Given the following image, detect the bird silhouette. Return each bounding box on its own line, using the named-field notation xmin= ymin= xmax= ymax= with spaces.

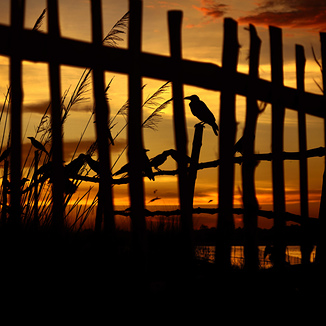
xmin=84 ymin=154 xmax=101 ymax=174
xmin=64 ymin=154 xmax=86 ymax=176
xmin=113 ymin=149 xmax=155 ymax=181
xmin=27 ymin=137 xmax=49 ymax=156
xmin=34 ymin=161 xmax=78 ymax=195
xmin=234 ymin=132 xmax=255 ymax=155
xmin=165 ymin=149 xmax=191 ymax=165
xmin=184 ymin=95 xmax=219 ymax=136
xmin=149 ymin=150 xmax=170 ymax=171
xmin=112 ymin=161 xmax=129 ymax=177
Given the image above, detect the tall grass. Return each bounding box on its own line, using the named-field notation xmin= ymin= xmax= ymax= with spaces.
xmin=0 ymin=9 xmax=173 ymax=231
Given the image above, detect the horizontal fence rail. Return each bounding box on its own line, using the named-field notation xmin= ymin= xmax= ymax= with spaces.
xmin=0 ymin=25 xmax=324 ymax=118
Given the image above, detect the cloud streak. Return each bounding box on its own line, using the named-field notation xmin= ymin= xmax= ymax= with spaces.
xmin=193 ymin=0 xmax=229 ymax=19
xmin=186 ymin=0 xmax=228 ymax=28
xmin=238 ymin=0 xmax=326 ymax=32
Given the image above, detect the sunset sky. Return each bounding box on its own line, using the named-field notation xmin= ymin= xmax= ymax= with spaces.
xmin=0 ymin=0 xmax=325 ymax=228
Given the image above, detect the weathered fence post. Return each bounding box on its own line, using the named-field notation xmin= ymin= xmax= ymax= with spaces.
xmin=296 ymin=44 xmax=311 ymax=264
xmin=9 ymin=0 xmax=25 ymax=227
xmin=242 ymin=24 xmax=261 ymax=272
xmin=316 ymin=32 xmax=326 ymax=267
xmin=90 ymin=0 xmax=115 ymax=236
xmin=47 ymin=0 xmax=65 ymax=232
xmin=270 ymin=26 xmax=286 ymax=269
xmin=168 ymin=10 xmax=194 ymax=267
xmin=128 ymin=0 xmax=148 ymax=273
xmin=188 ymin=123 xmax=204 ymax=206
xmin=215 ymin=18 xmax=239 ymax=270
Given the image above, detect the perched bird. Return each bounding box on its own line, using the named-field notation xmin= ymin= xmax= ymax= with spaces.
xmin=184 ymin=95 xmax=219 ymax=136
xmin=36 ymin=161 xmax=78 ymax=195
xmin=113 ymin=149 xmax=155 ymax=181
xmin=113 ymin=162 xmax=129 ymax=177
xmin=27 ymin=137 xmax=49 ymax=156
xmin=85 ymin=154 xmax=101 ymax=174
xmin=64 ymin=154 xmax=86 ymax=176
xmin=165 ymin=149 xmax=191 ymax=165
xmin=149 ymin=150 xmax=170 ymax=171
xmin=234 ymin=132 xmax=255 ymax=155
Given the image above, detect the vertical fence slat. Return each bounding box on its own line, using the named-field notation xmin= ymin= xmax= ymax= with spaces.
xmin=296 ymin=44 xmax=310 ymax=264
xmin=128 ymin=0 xmax=148 ymax=270
xmin=47 ymin=0 xmax=64 ymax=231
xmin=188 ymin=124 xmax=203 ymax=208
xmin=242 ymin=24 xmax=261 ymax=271
xmin=168 ymin=10 xmax=194 ymax=265
xmin=90 ymin=0 xmax=115 ymax=235
xmin=270 ymin=26 xmax=286 ymax=268
xmin=316 ymin=32 xmax=326 ymax=266
xmin=9 ymin=0 xmax=25 ymax=226
xmin=216 ymin=18 xmax=239 ymax=269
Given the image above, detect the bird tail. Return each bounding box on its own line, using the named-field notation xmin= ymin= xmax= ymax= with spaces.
xmin=212 ymin=123 xmax=219 ymax=136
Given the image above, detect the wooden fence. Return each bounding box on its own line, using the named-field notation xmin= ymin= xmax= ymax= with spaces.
xmin=1 ymin=0 xmax=326 ymax=271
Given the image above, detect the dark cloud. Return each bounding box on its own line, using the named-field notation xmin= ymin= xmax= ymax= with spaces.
xmin=238 ymin=0 xmax=326 ymax=32
xmin=23 ymin=101 xmax=93 ymax=114
xmin=23 ymin=101 xmax=50 ymax=115
xmin=63 ymin=138 xmax=127 ymax=160
xmin=194 ymin=0 xmax=229 ymax=19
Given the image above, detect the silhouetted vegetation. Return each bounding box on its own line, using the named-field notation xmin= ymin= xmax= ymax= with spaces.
xmin=1 ymin=1 xmax=326 ymax=311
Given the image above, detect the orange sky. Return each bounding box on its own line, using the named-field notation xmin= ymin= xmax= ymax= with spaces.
xmin=0 ymin=0 xmax=325 ymax=229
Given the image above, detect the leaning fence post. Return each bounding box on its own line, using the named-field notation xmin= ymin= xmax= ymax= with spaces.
xmin=215 ymin=18 xmax=239 ymax=270
xmin=188 ymin=123 xmax=204 ymax=207
xmin=270 ymin=25 xmax=286 ymax=269
xmin=47 ymin=0 xmax=65 ymax=232
xmin=168 ymin=10 xmax=194 ymax=266
xmin=9 ymin=0 xmax=25 ymax=227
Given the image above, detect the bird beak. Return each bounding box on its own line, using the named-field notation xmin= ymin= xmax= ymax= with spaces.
xmin=184 ymin=96 xmax=191 ymax=100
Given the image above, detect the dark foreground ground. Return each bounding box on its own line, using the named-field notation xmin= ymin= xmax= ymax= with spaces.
xmin=0 ymin=228 xmax=325 ymax=321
